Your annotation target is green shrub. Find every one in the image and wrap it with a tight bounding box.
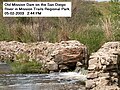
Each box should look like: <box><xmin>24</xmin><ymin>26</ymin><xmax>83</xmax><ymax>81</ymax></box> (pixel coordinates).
<box><xmin>0</xmin><ymin>22</ymin><xmax>12</xmax><ymax>41</ymax></box>
<box><xmin>10</xmin><ymin>61</ymin><xmax>44</xmax><ymax>74</ymax></box>
<box><xmin>7</xmin><ymin>53</ymin><xmax>46</xmax><ymax>74</ymax></box>
<box><xmin>109</xmin><ymin>0</ymin><xmax>120</xmax><ymax>20</ymax></box>
<box><xmin>70</xmin><ymin>25</ymin><xmax>105</xmax><ymax>53</ymax></box>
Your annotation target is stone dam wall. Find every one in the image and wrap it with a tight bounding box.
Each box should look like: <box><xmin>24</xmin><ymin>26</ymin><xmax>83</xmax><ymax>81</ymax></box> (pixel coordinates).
<box><xmin>0</xmin><ymin>40</ymin><xmax>87</xmax><ymax>72</ymax></box>
<box><xmin>0</xmin><ymin>40</ymin><xmax>120</xmax><ymax>89</ymax></box>
<box><xmin>86</xmin><ymin>42</ymin><xmax>120</xmax><ymax>90</ymax></box>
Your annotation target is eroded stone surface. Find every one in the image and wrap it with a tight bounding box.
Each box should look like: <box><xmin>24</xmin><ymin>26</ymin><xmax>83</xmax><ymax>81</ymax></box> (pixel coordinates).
<box><xmin>0</xmin><ymin>40</ymin><xmax>88</xmax><ymax>72</ymax></box>
<box><xmin>86</xmin><ymin>42</ymin><xmax>120</xmax><ymax>90</ymax></box>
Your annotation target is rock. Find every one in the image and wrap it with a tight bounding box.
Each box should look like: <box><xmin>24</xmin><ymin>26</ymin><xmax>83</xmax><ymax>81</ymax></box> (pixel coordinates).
<box><xmin>52</xmin><ymin>40</ymin><xmax>88</xmax><ymax>70</ymax></box>
<box><xmin>46</xmin><ymin>61</ymin><xmax>58</xmax><ymax>71</ymax></box>
<box><xmin>76</xmin><ymin>61</ymin><xmax>83</xmax><ymax>67</ymax></box>
<box><xmin>87</xmin><ymin>72</ymin><xmax>98</xmax><ymax>79</ymax></box>
<box><xmin>110</xmin><ymin>55</ymin><xmax>118</xmax><ymax>64</ymax></box>
<box><xmin>54</xmin><ymin>48</ymin><xmax>84</xmax><ymax>64</ymax></box>
<box><xmin>86</xmin><ymin>80</ymin><xmax>96</xmax><ymax>89</ymax></box>
<box><xmin>59</xmin><ymin>64</ymin><xmax>69</xmax><ymax>70</ymax></box>
<box><xmin>100</xmin><ymin>58</ymin><xmax>106</xmax><ymax>65</ymax></box>
<box><xmin>88</xmin><ymin>65</ymin><xmax>97</xmax><ymax>70</ymax></box>
<box><xmin>0</xmin><ymin>40</ymin><xmax>88</xmax><ymax>72</ymax></box>
<box><xmin>99</xmin><ymin>77</ymin><xmax>109</xmax><ymax>85</ymax></box>
<box><xmin>102</xmin><ymin>65</ymin><xmax>106</xmax><ymax>70</ymax></box>
<box><xmin>86</xmin><ymin>42</ymin><xmax>120</xmax><ymax>90</ymax></box>
<box><xmin>89</xmin><ymin>58</ymin><xmax>98</xmax><ymax>65</ymax></box>
<box><xmin>98</xmin><ymin>73</ymin><xmax>109</xmax><ymax>78</ymax></box>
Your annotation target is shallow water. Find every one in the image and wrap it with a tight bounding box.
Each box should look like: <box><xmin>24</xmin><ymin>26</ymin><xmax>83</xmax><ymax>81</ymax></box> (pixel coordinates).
<box><xmin>0</xmin><ymin>72</ymin><xmax>86</xmax><ymax>90</ymax></box>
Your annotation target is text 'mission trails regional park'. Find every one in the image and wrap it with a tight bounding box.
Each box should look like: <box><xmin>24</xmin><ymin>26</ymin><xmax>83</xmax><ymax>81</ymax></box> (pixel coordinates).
<box><xmin>3</xmin><ymin>2</ymin><xmax>72</xmax><ymax>17</ymax></box>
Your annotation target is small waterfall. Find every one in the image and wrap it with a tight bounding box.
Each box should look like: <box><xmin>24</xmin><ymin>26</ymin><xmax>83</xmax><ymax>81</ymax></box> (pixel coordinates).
<box><xmin>0</xmin><ymin>60</ymin><xmax>87</xmax><ymax>90</ymax></box>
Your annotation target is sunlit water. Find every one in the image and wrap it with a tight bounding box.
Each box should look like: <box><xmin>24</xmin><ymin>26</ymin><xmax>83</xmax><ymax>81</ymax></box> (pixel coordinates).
<box><xmin>0</xmin><ymin>72</ymin><xmax>86</xmax><ymax>90</ymax></box>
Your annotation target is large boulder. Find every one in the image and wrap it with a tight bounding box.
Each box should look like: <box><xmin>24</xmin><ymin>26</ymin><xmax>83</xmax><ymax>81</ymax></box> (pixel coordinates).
<box><xmin>51</xmin><ymin>41</ymin><xmax>88</xmax><ymax>71</ymax></box>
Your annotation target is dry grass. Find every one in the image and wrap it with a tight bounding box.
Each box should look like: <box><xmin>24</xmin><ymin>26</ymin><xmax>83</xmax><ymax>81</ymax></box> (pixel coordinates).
<box><xmin>101</xmin><ymin>17</ymin><xmax>113</xmax><ymax>41</ymax></box>
<box><xmin>0</xmin><ymin>0</ymin><xmax>119</xmax><ymax>53</ymax></box>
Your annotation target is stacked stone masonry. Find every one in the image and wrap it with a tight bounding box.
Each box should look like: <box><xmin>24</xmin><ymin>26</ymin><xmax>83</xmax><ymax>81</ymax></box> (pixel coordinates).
<box><xmin>86</xmin><ymin>42</ymin><xmax>120</xmax><ymax>90</ymax></box>
<box><xmin>0</xmin><ymin>40</ymin><xmax>87</xmax><ymax>72</ymax></box>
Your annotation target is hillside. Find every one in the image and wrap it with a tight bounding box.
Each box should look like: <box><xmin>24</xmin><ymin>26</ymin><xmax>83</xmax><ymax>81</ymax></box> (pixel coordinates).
<box><xmin>0</xmin><ymin>0</ymin><xmax>120</xmax><ymax>53</ymax></box>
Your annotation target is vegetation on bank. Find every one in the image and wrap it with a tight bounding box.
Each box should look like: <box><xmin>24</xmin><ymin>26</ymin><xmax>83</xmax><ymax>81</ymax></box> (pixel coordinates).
<box><xmin>5</xmin><ymin>53</ymin><xmax>48</xmax><ymax>74</ymax></box>
<box><xmin>0</xmin><ymin>0</ymin><xmax>120</xmax><ymax>53</ymax></box>
<box><xmin>0</xmin><ymin>0</ymin><xmax>120</xmax><ymax>73</ymax></box>
<box><xmin>9</xmin><ymin>61</ymin><xmax>45</xmax><ymax>74</ymax></box>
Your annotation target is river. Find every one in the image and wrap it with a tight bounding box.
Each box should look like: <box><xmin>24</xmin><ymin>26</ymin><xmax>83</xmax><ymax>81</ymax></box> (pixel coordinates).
<box><xmin>0</xmin><ymin>72</ymin><xmax>86</xmax><ymax>90</ymax></box>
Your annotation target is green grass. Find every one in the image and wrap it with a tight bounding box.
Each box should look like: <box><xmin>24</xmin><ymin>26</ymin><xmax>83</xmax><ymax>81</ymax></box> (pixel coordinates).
<box><xmin>70</xmin><ymin>25</ymin><xmax>105</xmax><ymax>53</ymax></box>
<box><xmin>0</xmin><ymin>1</ymin><xmax>120</xmax><ymax>53</ymax></box>
<box><xmin>9</xmin><ymin>61</ymin><xmax>46</xmax><ymax>74</ymax></box>
<box><xmin>6</xmin><ymin>53</ymin><xmax>47</xmax><ymax>74</ymax></box>
<box><xmin>0</xmin><ymin>22</ymin><xmax>12</xmax><ymax>41</ymax></box>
